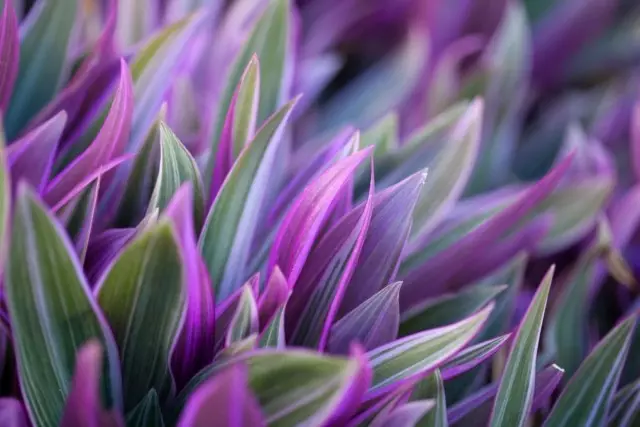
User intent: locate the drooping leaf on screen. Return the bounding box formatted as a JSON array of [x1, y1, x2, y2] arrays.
[[543, 315, 636, 427], [0, 0, 18, 111], [287, 167, 375, 349], [199, 99, 297, 300], [226, 285, 259, 345], [330, 282, 402, 354], [97, 220, 184, 411], [410, 369, 447, 427], [489, 267, 554, 427], [125, 390, 164, 427], [148, 121, 204, 227], [176, 365, 266, 427], [6, 185, 122, 427], [339, 170, 426, 314], [368, 304, 493, 398], [400, 286, 506, 336], [5, 0, 78, 139]]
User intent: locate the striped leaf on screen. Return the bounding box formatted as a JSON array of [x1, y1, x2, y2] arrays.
[[412, 370, 448, 427]]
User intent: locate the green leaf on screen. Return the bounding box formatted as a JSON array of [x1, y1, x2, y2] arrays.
[[400, 285, 506, 336], [489, 266, 554, 427], [148, 121, 204, 227], [97, 220, 185, 411], [259, 305, 287, 349], [5, 0, 78, 139], [543, 315, 636, 427], [609, 379, 640, 427], [232, 55, 261, 159], [5, 185, 122, 427], [412, 370, 448, 427], [226, 286, 259, 344], [56, 178, 100, 263], [0, 125, 11, 271], [199, 99, 297, 300], [369, 304, 493, 396], [126, 389, 165, 427], [361, 113, 399, 158]]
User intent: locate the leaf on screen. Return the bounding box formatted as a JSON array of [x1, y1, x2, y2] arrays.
[[148, 122, 204, 227], [206, 0, 291, 166], [115, 0, 157, 47], [489, 267, 554, 427], [7, 111, 65, 195], [376, 401, 435, 427], [57, 177, 101, 262], [177, 365, 266, 427], [164, 184, 215, 388], [45, 60, 133, 207], [5, 186, 122, 427], [361, 113, 399, 158], [268, 147, 372, 288], [226, 286, 259, 345], [412, 370, 448, 427], [609, 379, 640, 427], [543, 315, 637, 427], [368, 304, 493, 398], [60, 341, 125, 427], [329, 282, 402, 354], [287, 167, 375, 349], [125, 390, 164, 427], [400, 286, 506, 336], [410, 99, 483, 239], [440, 335, 511, 380], [0, 398, 28, 427], [259, 304, 287, 349], [199, 99, 297, 300], [5, 0, 78, 139], [258, 266, 289, 327], [96, 220, 185, 411], [207, 55, 260, 201], [0, 0, 18, 111], [339, 170, 426, 314]]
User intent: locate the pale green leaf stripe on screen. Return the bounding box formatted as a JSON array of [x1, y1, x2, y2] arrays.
[[149, 121, 204, 226], [227, 286, 259, 344], [543, 315, 636, 427], [412, 370, 448, 427], [369, 304, 493, 393], [232, 56, 260, 159], [260, 305, 287, 348], [6, 0, 77, 139], [0, 127, 10, 272], [245, 351, 358, 426], [489, 266, 554, 427], [126, 389, 165, 427], [97, 220, 185, 411], [206, 0, 290, 188], [6, 186, 122, 427], [199, 99, 297, 300]]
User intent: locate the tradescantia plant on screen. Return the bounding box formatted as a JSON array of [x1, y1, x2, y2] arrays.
[[0, 0, 639, 426]]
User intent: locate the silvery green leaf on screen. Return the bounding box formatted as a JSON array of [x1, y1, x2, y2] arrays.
[[412, 370, 448, 427]]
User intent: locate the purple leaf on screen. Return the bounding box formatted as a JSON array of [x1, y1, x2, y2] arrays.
[[165, 184, 215, 389], [447, 364, 564, 425], [258, 266, 289, 328], [268, 147, 372, 288], [399, 155, 572, 310], [0, 0, 19, 111], [339, 170, 426, 315], [176, 364, 266, 427], [327, 345, 373, 426], [329, 282, 402, 354], [347, 383, 415, 427], [0, 399, 28, 427], [375, 401, 435, 427], [287, 163, 375, 349], [60, 341, 125, 427], [84, 228, 137, 285], [7, 111, 65, 195], [632, 103, 640, 182], [45, 60, 133, 207]]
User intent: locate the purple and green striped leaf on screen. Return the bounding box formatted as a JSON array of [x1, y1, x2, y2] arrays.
[[96, 220, 184, 411], [259, 304, 287, 349], [5, 185, 122, 427], [411, 370, 448, 427], [258, 266, 289, 327], [199, 98, 297, 300], [56, 177, 100, 262], [488, 267, 554, 427], [375, 401, 435, 427], [226, 285, 259, 345], [0, 0, 18, 112], [440, 335, 511, 380]]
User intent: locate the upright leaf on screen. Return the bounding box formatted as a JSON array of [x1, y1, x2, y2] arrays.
[[329, 282, 402, 354], [97, 221, 185, 411], [412, 370, 448, 427], [125, 390, 164, 427], [6, 186, 122, 427], [226, 286, 259, 345], [543, 315, 636, 427], [489, 267, 554, 427], [368, 304, 493, 398], [0, 0, 18, 111], [5, 0, 78, 138], [199, 99, 297, 300], [148, 122, 204, 227], [259, 304, 287, 349], [177, 365, 266, 427]]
